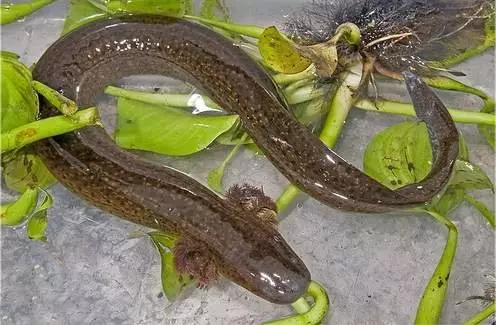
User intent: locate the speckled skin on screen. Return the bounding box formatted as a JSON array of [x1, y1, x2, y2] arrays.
[[32, 16, 310, 305], [32, 15, 457, 302]]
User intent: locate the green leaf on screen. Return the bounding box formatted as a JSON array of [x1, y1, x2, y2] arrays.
[[62, 0, 107, 35], [1, 51, 38, 132], [149, 233, 195, 301], [2, 153, 56, 193], [1, 187, 39, 226], [107, 0, 186, 16], [363, 121, 432, 189], [258, 26, 311, 74], [478, 99, 495, 149], [115, 98, 238, 156], [26, 191, 53, 242], [449, 160, 494, 191], [0, 0, 54, 25]]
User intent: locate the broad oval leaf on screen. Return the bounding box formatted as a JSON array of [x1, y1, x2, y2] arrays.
[[258, 26, 311, 74], [1, 51, 38, 132], [2, 153, 55, 193], [363, 121, 432, 189], [115, 98, 238, 156]]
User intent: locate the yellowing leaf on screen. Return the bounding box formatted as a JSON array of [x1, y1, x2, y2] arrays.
[[258, 26, 311, 74]]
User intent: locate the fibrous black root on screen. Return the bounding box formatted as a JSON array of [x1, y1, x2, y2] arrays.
[[284, 0, 491, 75]]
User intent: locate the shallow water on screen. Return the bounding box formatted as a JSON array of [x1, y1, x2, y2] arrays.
[[1, 1, 495, 324]]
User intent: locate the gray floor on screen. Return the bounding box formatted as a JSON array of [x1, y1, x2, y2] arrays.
[[1, 1, 495, 324]]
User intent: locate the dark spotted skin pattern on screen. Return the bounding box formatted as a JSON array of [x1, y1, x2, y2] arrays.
[[32, 15, 458, 302]]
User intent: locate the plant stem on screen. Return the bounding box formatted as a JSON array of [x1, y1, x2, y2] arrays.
[[207, 133, 248, 193], [276, 185, 302, 213], [1, 107, 101, 153], [462, 303, 496, 325], [1, 0, 54, 25], [32, 80, 78, 115], [276, 72, 359, 213], [105, 85, 220, 109], [184, 15, 264, 38], [355, 99, 496, 125], [105, 84, 323, 109], [291, 298, 312, 314], [263, 281, 329, 325], [319, 72, 357, 145], [415, 209, 458, 325]]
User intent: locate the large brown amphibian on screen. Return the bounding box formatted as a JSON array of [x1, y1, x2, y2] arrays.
[[32, 15, 458, 303]]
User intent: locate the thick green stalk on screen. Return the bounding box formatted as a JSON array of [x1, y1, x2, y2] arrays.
[[1, 0, 54, 25], [1, 107, 101, 153], [105, 84, 324, 109], [415, 210, 458, 325], [355, 99, 496, 125], [105, 85, 221, 109], [183, 15, 264, 38], [276, 72, 358, 213], [462, 303, 496, 325], [32, 80, 78, 115]]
